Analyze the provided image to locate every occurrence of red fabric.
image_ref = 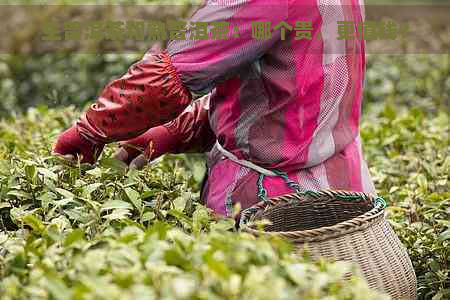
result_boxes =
[54,50,192,163]
[164,94,215,154]
[119,94,215,161]
[120,126,177,161]
[77,50,192,145]
[53,126,104,164]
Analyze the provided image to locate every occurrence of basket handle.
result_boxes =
[257,169,307,202]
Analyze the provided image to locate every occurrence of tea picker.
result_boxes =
[53,0,377,218]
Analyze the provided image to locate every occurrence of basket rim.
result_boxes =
[240,189,387,242]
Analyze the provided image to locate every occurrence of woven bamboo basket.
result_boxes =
[240,190,417,300]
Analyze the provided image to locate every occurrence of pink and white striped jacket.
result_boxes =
[162,0,376,216]
[78,0,375,216]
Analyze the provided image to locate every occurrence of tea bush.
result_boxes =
[362,105,449,299]
[0,84,448,299]
[0,107,388,300]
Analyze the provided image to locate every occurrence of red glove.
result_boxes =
[52,126,104,164]
[114,126,178,168]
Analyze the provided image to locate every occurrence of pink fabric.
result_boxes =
[201,137,375,216]
[164,1,373,216]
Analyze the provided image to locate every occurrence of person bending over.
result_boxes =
[53,0,375,217]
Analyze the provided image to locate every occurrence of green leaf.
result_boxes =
[173,192,190,211]
[204,253,231,279]
[100,158,128,174]
[86,167,103,178]
[417,174,428,191]
[211,219,236,232]
[10,205,38,220]
[101,200,133,211]
[191,162,206,183]
[38,192,56,210]
[64,229,85,247]
[141,211,156,222]
[37,167,58,181]
[21,214,45,232]
[25,164,37,181]
[55,188,75,199]
[141,190,158,199]
[102,209,132,220]
[124,187,141,210]
[7,190,32,200]
[171,276,197,299]
[0,202,12,209]
[0,232,8,244]
[438,230,449,242]
[46,276,73,300]
[285,264,309,285]
[82,183,103,197]
[64,208,91,223]
[167,209,192,228]
[164,248,190,268]
[192,206,210,233]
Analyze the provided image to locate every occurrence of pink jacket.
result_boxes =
[78,0,375,216]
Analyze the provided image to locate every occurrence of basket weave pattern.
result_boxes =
[241,190,417,300]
